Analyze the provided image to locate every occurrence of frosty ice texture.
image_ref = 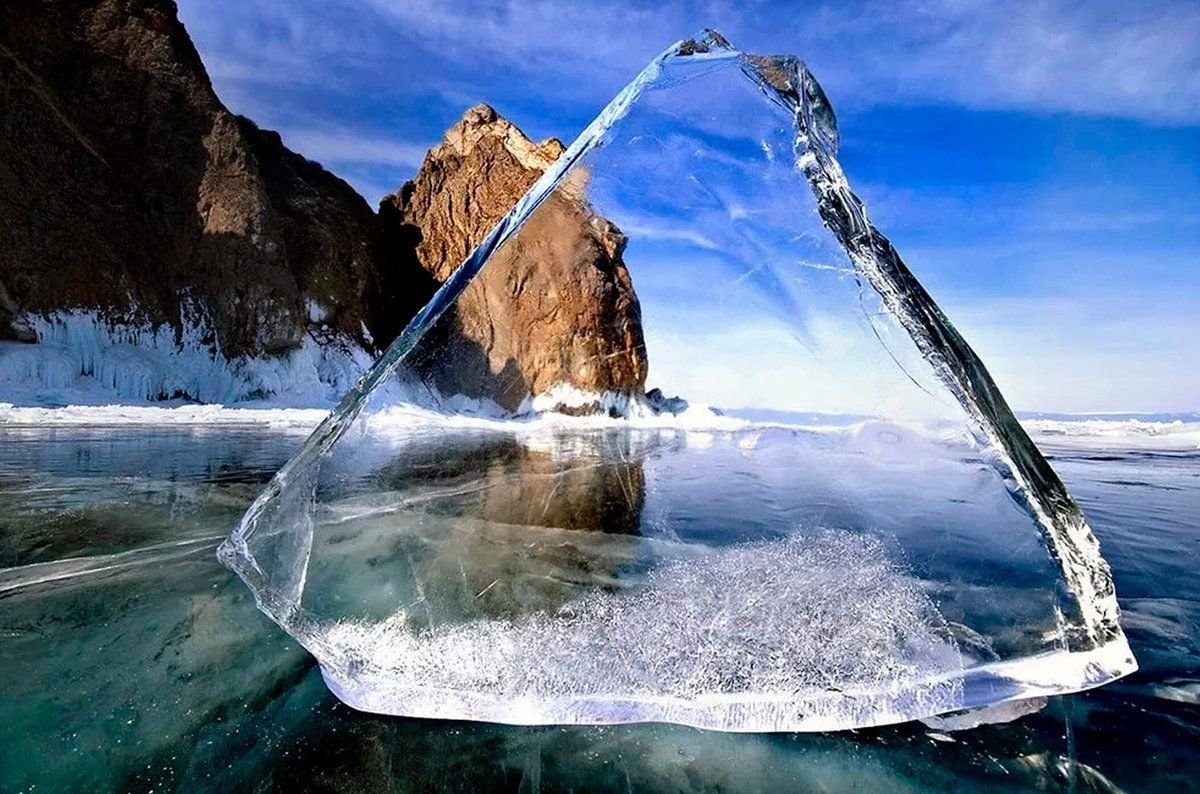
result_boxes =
[0,309,374,405]
[219,31,1135,731]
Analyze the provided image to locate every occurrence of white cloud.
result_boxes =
[810,0,1200,123]
[362,0,692,75]
[358,0,1200,124]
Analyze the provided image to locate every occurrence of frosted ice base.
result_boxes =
[323,642,1134,732]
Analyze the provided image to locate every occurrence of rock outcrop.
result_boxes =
[382,105,648,412]
[0,0,397,361]
[0,1,648,411]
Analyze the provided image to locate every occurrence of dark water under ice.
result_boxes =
[0,424,1197,791]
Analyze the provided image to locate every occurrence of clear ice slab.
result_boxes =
[219,31,1135,732]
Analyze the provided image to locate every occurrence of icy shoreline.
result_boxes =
[1020,417,1200,451]
[0,400,1195,450]
[0,402,330,428]
[4,311,1191,447]
[0,309,377,408]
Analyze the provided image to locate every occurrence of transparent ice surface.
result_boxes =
[219,31,1135,731]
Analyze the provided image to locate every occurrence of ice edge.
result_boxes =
[218,28,1136,730]
[760,46,1127,654]
[320,634,1136,733]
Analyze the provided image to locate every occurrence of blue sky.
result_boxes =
[177,0,1200,413]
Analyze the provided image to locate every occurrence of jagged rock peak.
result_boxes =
[0,1,646,411]
[437,103,566,173]
[381,106,647,412]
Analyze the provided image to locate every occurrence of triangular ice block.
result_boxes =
[219,31,1135,732]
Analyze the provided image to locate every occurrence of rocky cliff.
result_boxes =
[0,0,646,411]
[382,104,648,412]
[0,0,400,361]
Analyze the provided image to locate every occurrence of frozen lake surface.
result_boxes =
[0,418,1196,791]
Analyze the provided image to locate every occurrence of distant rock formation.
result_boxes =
[0,1,647,410]
[381,105,648,412]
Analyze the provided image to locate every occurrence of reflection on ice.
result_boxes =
[225,417,1130,730]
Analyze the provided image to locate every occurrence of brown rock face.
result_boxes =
[383,105,648,412]
[0,0,396,360]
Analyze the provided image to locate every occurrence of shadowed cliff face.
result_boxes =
[0,0,417,358]
[382,105,649,412]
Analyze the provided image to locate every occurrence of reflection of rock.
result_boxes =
[374,430,645,534]
[481,435,645,533]
[382,105,648,412]
[421,515,646,622]
[369,430,648,619]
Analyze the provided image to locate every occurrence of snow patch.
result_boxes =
[0,402,328,428]
[0,310,375,408]
[306,300,328,323]
[1023,418,1200,451]
[519,383,656,417]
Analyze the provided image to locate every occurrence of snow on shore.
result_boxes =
[0,310,374,408]
[0,402,328,428]
[1,397,1195,452]
[1021,416,1200,452]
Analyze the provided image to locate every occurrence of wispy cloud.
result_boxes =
[181,0,1200,126]
[619,219,722,251]
[276,129,433,201]
[813,0,1200,123]
[361,0,690,76]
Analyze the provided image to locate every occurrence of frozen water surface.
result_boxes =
[218,32,1134,731]
[0,422,1194,789]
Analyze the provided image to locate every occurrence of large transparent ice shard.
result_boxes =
[218,30,1135,732]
